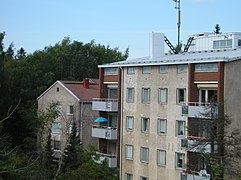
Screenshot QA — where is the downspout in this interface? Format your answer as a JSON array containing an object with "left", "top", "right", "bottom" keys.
[
  {"left": 80, "top": 101, "right": 83, "bottom": 144},
  {"left": 119, "top": 67, "right": 124, "bottom": 180}
]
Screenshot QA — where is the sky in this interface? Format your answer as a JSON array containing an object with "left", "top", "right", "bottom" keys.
[{"left": 2, "top": 0, "right": 241, "bottom": 59}]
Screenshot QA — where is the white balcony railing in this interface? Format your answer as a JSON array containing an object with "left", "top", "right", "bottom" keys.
[
  {"left": 92, "top": 125, "right": 117, "bottom": 140},
  {"left": 92, "top": 98, "right": 118, "bottom": 112},
  {"left": 181, "top": 102, "right": 218, "bottom": 118},
  {"left": 180, "top": 170, "right": 210, "bottom": 180},
  {"left": 95, "top": 152, "right": 117, "bottom": 168}
]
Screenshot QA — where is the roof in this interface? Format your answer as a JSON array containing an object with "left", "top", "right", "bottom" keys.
[
  {"left": 37, "top": 79, "right": 100, "bottom": 101},
  {"left": 99, "top": 48, "right": 241, "bottom": 68}
]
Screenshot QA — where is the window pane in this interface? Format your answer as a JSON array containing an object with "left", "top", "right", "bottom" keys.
[
  {"left": 104, "top": 68, "right": 118, "bottom": 75},
  {"left": 127, "top": 116, "right": 134, "bottom": 131},
  {"left": 126, "top": 173, "right": 133, "bottom": 180},
  {"left": 67, "top": 105, "right": 74, "bottom": 114},
  {"left": 160, "top": 66, "right": 168, "bottom": 73},
  {"left": 142, "top": 118, "right": 150, "bottom": 133},
  {"left": 159, "top": 88, "right": 167, "bottom": 104},
  {"left": 177, "top": 65, "right": 187, "bottom": 73},
  {"left": 127, "top": 88, "right": 134, "bottom": 103},
  {"left": 176, "top": 121, "right": 185, "bottom": 136},
  {"left": 52, "top": 140, "right": 61, "bottom": 150},
  {"left": 157, "top": 149, "right": 166, "bottom": 165},
  {"left": 177, "top": 88, "right": 186, "bottom": 104},
  {"left": 195, "top": 63, "right": 218, "bottom": 72},
  {"left": 142, "top": 88, "right": 150, "bottom": 104},
  {"left": 143, "top": 66, "right": 151, "bottom": 74},
  {"left": 158, "top": 119, "right": 166, "bottom": 134},
  {"left": 141, "top": 147, "right": 149, "bottom": 162},
  {"left": 52, "top": 122, "right": 61, "bottom": 133},
  {"left": 127, "top": 67, "right": 135, "bottom": 74},
  {"left": 109, "top": 88, "right": 118, "bottom": 99},
  {"left": 176, "top": 153, "right": 185, "bottom": 168},
  {"left": 126, "top": 145, "right": 133, "bottom": 160}
]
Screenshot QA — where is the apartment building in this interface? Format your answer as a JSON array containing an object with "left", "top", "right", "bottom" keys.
[
  {"left": 37, "top": 79, "right": 99, "bottom": 158},
  {"left": 95, "top": 32, "right": 241, "bottom": 179}
]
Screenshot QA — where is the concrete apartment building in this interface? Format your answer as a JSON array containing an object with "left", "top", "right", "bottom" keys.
[
  {"left": 94, "top": 32, "right": 241, "bottom": 179},
  {"left": 37, "top": 79, "right": 99, "bottom": 158}
]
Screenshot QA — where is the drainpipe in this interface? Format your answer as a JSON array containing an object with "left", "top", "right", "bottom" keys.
[
  {"left": 80, "top": 101, "right": 83, "bottom": 144},
  {"left": 119, "top": 67, "right": 124, "bottom": 180}
]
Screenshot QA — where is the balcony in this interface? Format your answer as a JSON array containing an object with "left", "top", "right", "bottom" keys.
[
  {"left": 95, "top": 152, "right": 117, "bottom": 168},
  {"left": 92, "top": 125, "right": 117, "bottom": 140},
  {"left": 180, "top": 137, "right": 218, "bottom": 154},
  {"left": 181, "top": 102, "right": 218, "bottom": 119},
  {"left": 92, "top": 98, "right": 118, "bottom": 112},
  {"left": 180, "top": 170, "right": 210, "bottom": 180}
]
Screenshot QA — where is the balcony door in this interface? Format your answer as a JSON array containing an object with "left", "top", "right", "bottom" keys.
[
  {"left": 108, "top": 114, "right": 117, "bottom": 128},
  {"left": 199, "top": 89, "right": 217, "bottom": 104},
  {"left": 107, "top": 84, "right": 118, "bottom": 99}
]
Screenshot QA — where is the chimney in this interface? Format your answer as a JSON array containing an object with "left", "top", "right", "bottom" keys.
[
  {"left": 150, "top": 32, "right": 165, "bottom": 59},
  {"left": 83, "top": 78, "right": 89, "bottom": 89}
]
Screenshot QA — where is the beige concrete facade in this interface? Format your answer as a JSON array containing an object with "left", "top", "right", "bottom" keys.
[{"left": 121, "top": 65, "right": 188, "bottom": 180}]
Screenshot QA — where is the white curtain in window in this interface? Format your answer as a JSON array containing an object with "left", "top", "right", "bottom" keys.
[{"left": 157, "top": 150, "right": 166, "bottom": 165}]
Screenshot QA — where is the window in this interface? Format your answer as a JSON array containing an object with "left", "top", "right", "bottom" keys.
[
  {"left": 142, "top": 88, "right": 150, "bottom": 104},
  {"left": 67, "top": 105, "right": 74, "bottom": 115},
  {"left": 238, "top": 39, "right": 241, "bottom": 47},
  {"left": 176, "top": 153, "right": 185, "bottom": 169},
  {"left": 142, "top": 66, "right": 151, "bottom": 74},
  {"left": 127, "top": 67, "right": 135, "bottom": 74},
  {"left": 127, "top": 88, "right": 134, "bottom": 103},
  {"left": 141, "top": 117, "right": 150, "bottom": 133},
  {"left": 177, "top": 88, "right": 186, "bottom": 104},
  {"left": 177, "top": 65, "right": 187, "bottom": 73},
  {"left": 68, "top": 124, "right": 73, "bottom": 134},
  {"left": 126, "top": 116, "right": 134, "bottom": 131},
  {"left": 54, "top": 105, "right": 62, "bottom": 115},
  {"left": 140, "top": 177, "right": 149, "bottom": 180},
  {"left": 104, "top": 68, "right": 118, "bottom": 75},
  {"left": 157, "top": 149, "right": 166, "bottom": 166},
  {"left": 140, "top": 147, "right": 149, "bottom": 163},
  {"left": 158, "top": 119, "right": 167, "bottom": 135},
  {"left": 126, "top": 145, "right": 133, "bottom": 160},
  {"left": 108, "top": 88, "right": 118, "bottom": 99},
  {"left": 200, "top": 89, "right": 218, "bottom": 103},
  {"left": 160, "top": 65, "right": 168, "bottom": 74},
  {"left": 51, "top": 122, "right": 61, "bottom": 134},
  {"left": 195, "top": 63, "right": 218, "bottom": 72},
  {"left": 52, "top": 140, "right": 61, "bottom": 150},
  {"left": 213, "top": 39, "right": 232, "bottom": 49},
  {"left": 176, "top": 120, "right": 185, "bottom": 136},
  {"left": 57, "top": 87, "right": 59, "bottom": 92},
  {"left": 126, "top": 173, "right": 133, "bottom": 180},
  {"left": 158, "top": 88, "right": 168, "bottom": 104}
]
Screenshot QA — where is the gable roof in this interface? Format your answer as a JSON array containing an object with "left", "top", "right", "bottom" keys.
[{"left": 37, "top": 79, "right": 100, "bottom": 102}]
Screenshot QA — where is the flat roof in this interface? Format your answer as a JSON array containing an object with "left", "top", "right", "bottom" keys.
[{"left": 99, "top": 49, "right": 241, "bottom": 68}]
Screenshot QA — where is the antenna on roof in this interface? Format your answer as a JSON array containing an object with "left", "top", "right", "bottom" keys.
[{"left": 173, "top": 0, "right": 181, "bottom": 50}]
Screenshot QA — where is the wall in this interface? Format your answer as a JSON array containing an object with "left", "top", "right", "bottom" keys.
[{"left": 121, "top": 65, "right": 188, "bottom": 180}]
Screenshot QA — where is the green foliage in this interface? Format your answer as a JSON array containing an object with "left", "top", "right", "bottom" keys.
[
  {"left": 210, "top": 158, "right": 223, "bottom": 180},
  {"left": 214, "top": 24, "right": 221, "bottom": 34}
]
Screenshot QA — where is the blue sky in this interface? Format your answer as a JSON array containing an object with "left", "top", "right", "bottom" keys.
[{"left": 2, "top": 0, "right": 241, "bottom": 59}]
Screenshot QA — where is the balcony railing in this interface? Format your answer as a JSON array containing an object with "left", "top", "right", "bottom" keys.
[
  {"left": 181, "top": 102, "right": 218, "bottom": 118},
  {"left": 181, "top": 170, "right": 210, "bottom": 180},
  {"left": 92, "top": 125, "right": 117, "bottom": 140},
  {"left": 95, "top": 152, "right": 117, "bottom": 168},
  {"left": 92, "top": 98, "right": 118, "bottom": 112}
]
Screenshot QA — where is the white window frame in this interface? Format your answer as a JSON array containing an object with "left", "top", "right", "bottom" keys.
[
  {"left": 160, "top": 65, "right": 168, "bottom": 74},
  {"left": 177, "top": 88, "right": 186, "bottom": 104},
  {"left": 176, "top": 120, "right": 185, "bottom": 136},
  {"left": 51, "top": 122, "right": 61, "bottom": 134},
  {"left": 142, "top": 66, "right": 151, "bottom": 74},
  {"left": 126, "top": 173, "right": 133, "bottom": 180},
  {"left": 141, "top": 117, "right": 150, "bottom": 133},
  {"left": 142, "top": 88, "right": 150, "bottom": 104},
  {"left": 176, "top": 152, "right": 185, "bottom": 169},
  {"left": 158, "top": 88, "right": 168, "bottom": 104},
  {"left": 177, "top": 64, "right": 187, "bottom": 73},
  {"left": 127, "top": 67, "right": 135, "bottom": 74},
  {"left": 126, "top": 116, "right": 134, "bottom": 131},
  {"left": 140, "top": 147, "right": 149, "bottom": 163},
  {"left": 157, "top": 119, "right": 167, "bottom": 135},
  {"left": 127, "top": 88, "right": 134, "bottom": 103},
  {"left": 67, "top": 105, "right": 74, "bottom": 115},
  {"left": 125, "top": 144, "right": 133, "bottom": 160},
  {"left": 157, "top": 149, "right": 166, "bottom": 166},
  {"left": 104, "top": 67, "right": 118, "bottom": 75}
]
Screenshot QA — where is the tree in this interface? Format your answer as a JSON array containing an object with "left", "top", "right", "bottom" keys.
[
  {"left": 214, "top": 24, "right": 221, "bottom": 34},
  {"left": 15, "top": 48, "right": 26, "bottom": 60}
]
